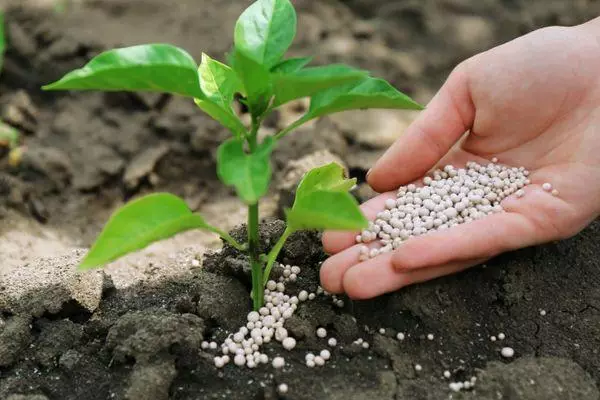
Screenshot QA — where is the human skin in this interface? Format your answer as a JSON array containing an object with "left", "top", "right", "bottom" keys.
[{"left": 320, "top": 17, "right": 600, "bottom": 299}]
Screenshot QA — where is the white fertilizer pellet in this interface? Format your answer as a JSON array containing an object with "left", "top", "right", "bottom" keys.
[
  {"left": 272, "top": 357, "right": 285, "bottom": 369},
  {"left": 501, "top": 347, "right": 515, "bottom": 358},
  {"left": 209, "top": 263, "right": 328, "bottom": 370},
  {"left": 498, "top": 333, "right": 506, "bottom": 340},
  {"left": 415, "top": 364, "right": 422, "bottom": 372},
  {"left": 443, "top": 370, "right": 451, "bottom": 379},
  {"left": 316, "top": 327, "right": 327, "bottom": 338},
  {"left": 314, "top": 356, "right": 325, "bottom": 366},
  {"left": 282, "top": 337, "right": 296, "bottom": 350},
  {"left": 396, "top": 332, "right": 405, "bottom": 341},
  {"left": 328, "top": 338, "right": 337, "bottom": 347},
  {"left": 542, "top": 182, "right": 552, "bottom": 191},
  {"left": 355, "top": 160, "right": 533, "bottom": 260},
  {"left": 278, "top": 383, "right": 289, "bottom": 394},
  {"left": 427, "top": 334, "right": 434, "bottom": 341}
]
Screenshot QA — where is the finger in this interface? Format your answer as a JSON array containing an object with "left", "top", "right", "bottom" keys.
[
  {"left": 367, "top": 61, "right": 476, "bottom": 192},
  {"left": 343, "top": 256, "right": 487, "bottom": 299},
  {"left": 320, "top": 244, "right": 369, "bottom": 294},
  {"left": 322, "top": 191, "right": 396, "bottom": 255},
  {"left": 392, "top": 210, "right": 536, "bottom": 271}
]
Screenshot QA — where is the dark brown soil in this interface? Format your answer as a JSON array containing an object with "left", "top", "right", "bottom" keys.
[
  {"left": 1, "top": 220, "right": 599, "bottom": 399},
  {"left": 1, "top": 0, "right": 600, "bottom": 399}
]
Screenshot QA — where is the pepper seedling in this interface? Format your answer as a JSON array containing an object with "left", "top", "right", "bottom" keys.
[{"left": 42, "top": 0, "right": 423, "bottom": 310}]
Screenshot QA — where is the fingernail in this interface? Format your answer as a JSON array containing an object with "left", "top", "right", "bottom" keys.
[{"left": 366, "top": 168, "right": 372, "bottom": 179}]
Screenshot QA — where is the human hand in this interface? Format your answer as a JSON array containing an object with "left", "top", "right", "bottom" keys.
[{"left": 320, "top": 18, "right": 600, "bottom": 299}]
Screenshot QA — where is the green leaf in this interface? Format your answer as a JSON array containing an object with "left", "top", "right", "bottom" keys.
[
  {"left": 195, "top": 53, "right": 246, "bottom": 136},
  {"left": 294, "top": 162, "right": 356, "bottom": 201},
  {"left": 275, "top": 77, "right": 424, "bottom": 140},
  {"left": 306, "top": 77, "right": 424, "bottom": 118},
  {"left": 0, "top": 121, "right": 19, "bottom": 149},
  {"left": 42, "top": 44, "right": 204, "bottom": 98},
  {"left": 231, "top": 49, "right": 273, "bottom": 117},
  {"left": 285, "top": 162, "right": 367, "bottom": 231},
  {"left": 0, "top": 11, "right": 5, "bottom": 73},
  {"left": 272, "top": 64, "right": 368, "bottom": 106},
  {"left": 286, "top": 190, "right": 367, "bottom": 231},
  {"left": 234, "top": 0, "right": 297, "bottom": 68},
  {"left": 198, "top": 53, "right": 240, "bottom": 110},
  {"left": 79, "top": 193, "right": 211, "bottom": 269},
  {"left": 217, "top": 137, "right": 275, "bottom": 204},
  {"left": 270, "top": 56, "right": 312, "bottom": 74}
]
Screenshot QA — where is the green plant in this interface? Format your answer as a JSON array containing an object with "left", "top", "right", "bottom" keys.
[
  {"left": 42, "top": 0, "right": 423, "bottom": 310},
  {"left": 0, "top": 10, "right": 23, "bottom": 162}
]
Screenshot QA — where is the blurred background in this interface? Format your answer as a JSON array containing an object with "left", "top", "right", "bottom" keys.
[{"left": 0, "top": 0, "right": 599, "bottom": 279}]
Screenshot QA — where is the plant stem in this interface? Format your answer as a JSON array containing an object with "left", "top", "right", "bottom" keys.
[
  {"left": 263, "top": 227, "right": 293, "bottom": 286},
  {"left": 248, "top": 202, "right": 263, "bottom": 310},
  {"left": 247, "top": 115, "right": 263, "bottom": 310}
]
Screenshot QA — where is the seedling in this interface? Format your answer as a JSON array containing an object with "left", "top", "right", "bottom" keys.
[
  {"left": 42, "top": 0, "right": 423, "bottom": 310},
  {"left": 0, "top": 10, "right": 24, "bottom": 165}
]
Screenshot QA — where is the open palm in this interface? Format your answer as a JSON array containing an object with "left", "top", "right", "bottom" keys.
[{"left": 320, "top": 21, "right": 600, "bottom": 299}]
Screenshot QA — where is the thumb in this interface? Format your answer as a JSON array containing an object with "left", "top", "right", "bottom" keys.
[{"left": 367, "top": 61, "right": 476, "bottom": 192}]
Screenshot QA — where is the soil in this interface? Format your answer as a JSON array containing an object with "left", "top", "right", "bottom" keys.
[{"left": 1, "top": 0, "right": 599, "bottom": 399}]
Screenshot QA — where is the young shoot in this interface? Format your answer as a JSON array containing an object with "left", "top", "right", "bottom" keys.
[
  {"left": 0, "top": 10, "right": 24, "bottom": 166},
  {"left": 42, "top": 0, "right": 423, "bottom": 310}
]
